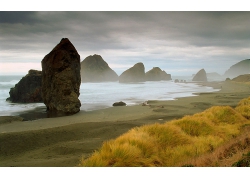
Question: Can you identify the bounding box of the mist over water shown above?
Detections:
[0,75,219,116]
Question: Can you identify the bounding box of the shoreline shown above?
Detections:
[0,81,221,133]
[0,80,250,167]
[2,80,218,121]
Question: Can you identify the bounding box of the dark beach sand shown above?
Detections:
[0,81,249,167]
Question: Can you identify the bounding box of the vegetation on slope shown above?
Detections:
[79,96,250,167]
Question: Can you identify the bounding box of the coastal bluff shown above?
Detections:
[192,68,208,82]
[119,62,146,83]
[6,69,42,103]
[145,67,171,81]
[41,38,81,116]
[224,59,250,79]
[81,54,118,82]
[231,74,250,82]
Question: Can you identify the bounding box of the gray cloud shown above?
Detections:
[1,11,250,75]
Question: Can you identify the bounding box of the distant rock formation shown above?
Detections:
[81,54,118,82]
[41,38,81,116]
[224,59,250,78]
[207,72,223,81]
[231,74,250,82]
[207,72,221,78]
[192,69,207,82]
[113,101,126,106]
[145,67,171,81]
[6,69,42,103]
[161,70,172,81]
[119,62,146,83]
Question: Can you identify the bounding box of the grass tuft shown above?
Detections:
[235,97,250,119]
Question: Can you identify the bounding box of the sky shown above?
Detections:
[1,2,250,76]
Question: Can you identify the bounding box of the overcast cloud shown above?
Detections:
[0,11,250,76]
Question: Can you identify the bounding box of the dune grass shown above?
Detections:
[235,97,250,119]
[79,96,250,167]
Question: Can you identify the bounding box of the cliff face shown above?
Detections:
[192,68,207,82]
[145,67,171,81]
[81,54,118,82]
[6,69,42,103]
[224,59,250,78]
[119,62,146,83]
[41,38,81,116]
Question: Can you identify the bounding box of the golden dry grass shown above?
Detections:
[235,97,250,119]
[79,97,250,167]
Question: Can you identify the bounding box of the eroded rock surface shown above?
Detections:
[6,69,42,103]
[41,38,81,116]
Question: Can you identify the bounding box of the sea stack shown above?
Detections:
[81,54,118,82]
[6,69,42,103]
[192,68,208,82]
[119,62,145,83]
[41,38,81,116]
[145,67,171,81]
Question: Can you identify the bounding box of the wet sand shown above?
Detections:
[0,81,249,167]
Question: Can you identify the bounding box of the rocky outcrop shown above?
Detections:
[41,38,81,116]
[81,54,118,82]
[6,69,42,103]
[192,69,207,82]
[161,70,172,80]
[145,67,171,81]
[119,62,145,83]
[113,101,126,106]
[224,59,250,78]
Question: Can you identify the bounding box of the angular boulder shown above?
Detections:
[145,67,171,81]
[41,38,81,116]
[192,69,207,82]
[6,69,42,103]
[81,54,118,82]
[119,62,145,83]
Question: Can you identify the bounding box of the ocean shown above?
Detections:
[0,75,219,117]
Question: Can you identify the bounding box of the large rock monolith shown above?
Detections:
[6,69,42,103]
[119,62,145,83]
[41,38,81,116]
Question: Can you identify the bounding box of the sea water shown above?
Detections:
[0,75,219,116]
